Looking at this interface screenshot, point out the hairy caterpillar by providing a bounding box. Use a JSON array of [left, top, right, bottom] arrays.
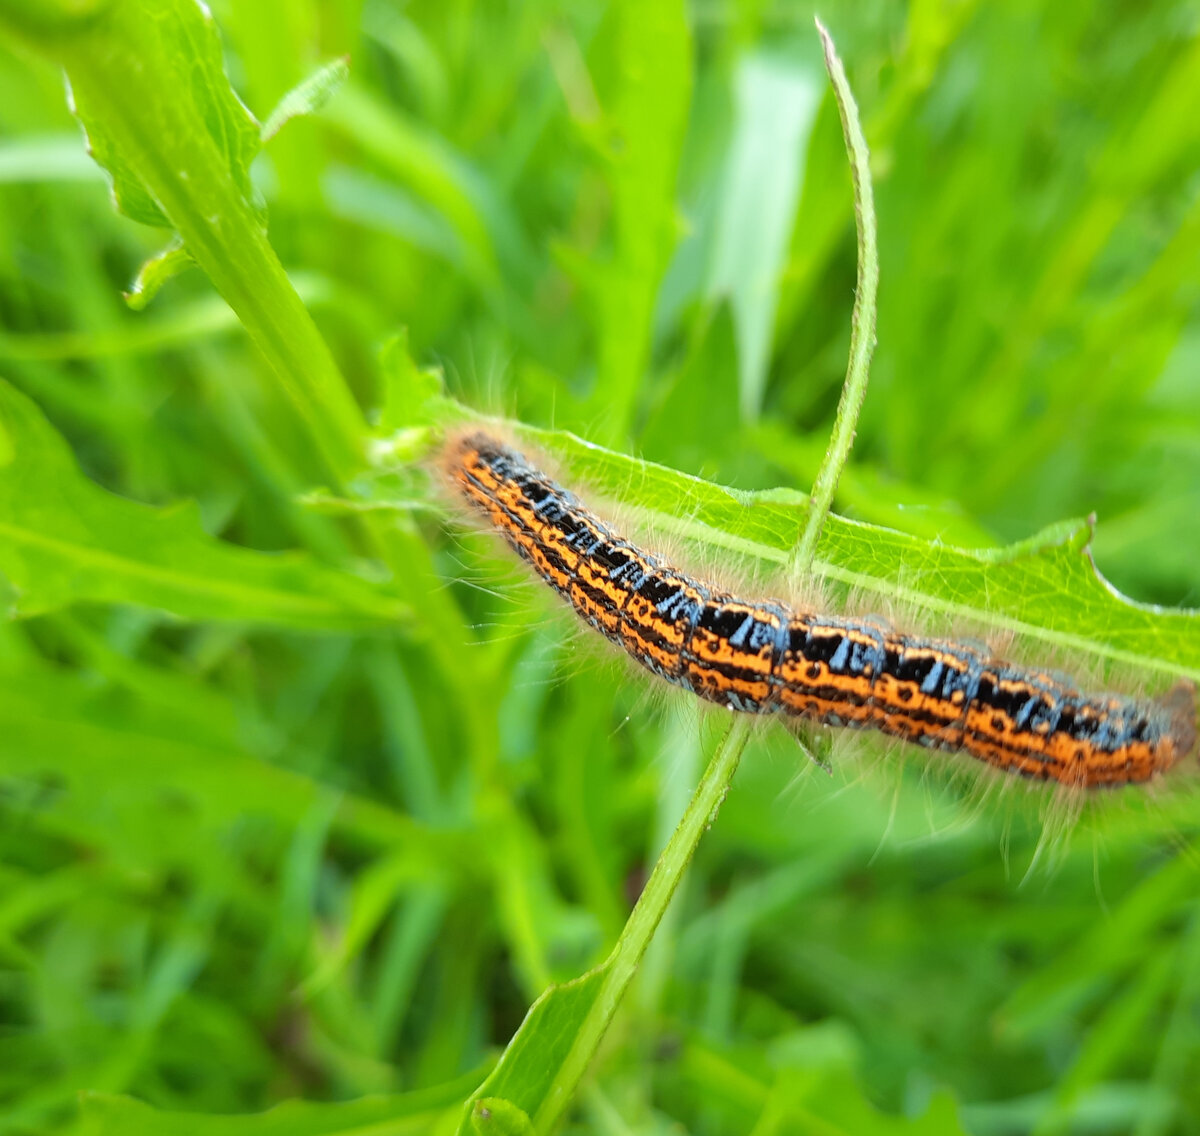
[[444, 430, 1197, 790]]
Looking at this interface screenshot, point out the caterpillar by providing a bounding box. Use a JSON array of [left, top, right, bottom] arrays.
[[444, 430, 1197, 790]]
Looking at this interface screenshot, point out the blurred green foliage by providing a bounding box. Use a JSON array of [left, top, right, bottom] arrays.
[[1, 1, 1199, 1134]]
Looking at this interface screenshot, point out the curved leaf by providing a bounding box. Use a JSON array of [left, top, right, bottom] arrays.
[[67, 0, 261, 229], [78, 1070, 488, 1135], [0, 380, 407, 629], [260, 57, 350, 143]]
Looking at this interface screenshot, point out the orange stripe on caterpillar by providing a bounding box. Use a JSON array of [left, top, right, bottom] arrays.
[[446, 431, 1197, 789]]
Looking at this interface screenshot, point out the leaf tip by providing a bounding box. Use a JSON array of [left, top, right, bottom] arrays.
[[813, 14, 834, 56]]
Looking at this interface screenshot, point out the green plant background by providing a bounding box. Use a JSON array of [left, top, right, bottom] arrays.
[[1, 1, 1199, 1134]]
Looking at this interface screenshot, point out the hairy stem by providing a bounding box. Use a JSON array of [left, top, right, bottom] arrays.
[[791, 17, 880, 582]]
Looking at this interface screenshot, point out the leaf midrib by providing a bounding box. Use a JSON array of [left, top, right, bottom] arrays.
[[0, 517, 397, 621]]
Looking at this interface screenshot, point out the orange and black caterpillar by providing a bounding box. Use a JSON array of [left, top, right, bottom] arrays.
[[447, 431, 1196, 789]]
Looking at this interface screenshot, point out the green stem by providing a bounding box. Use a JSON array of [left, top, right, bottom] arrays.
[[532, 717, 751, 1134], [791, 17, 880, 581], [0, 2, 510, 889], [3, 1, 367, 487]]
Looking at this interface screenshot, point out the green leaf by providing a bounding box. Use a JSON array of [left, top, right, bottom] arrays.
[[457, 964, 607, 1133], [123, 237, 193, 310], [261, 56, 350, 142], [378, 328, 445, 436], [423, 397, 1200, 682], [297, 333, 443, 519], [0, 380, 407, 629], [455, 720, 751, 1134], [33, 0, 368, 484], [67, 0, 262, 229], [0, 652, 464, 858], [707, 52, 821, 420], [78, 1070, 489, 1135]]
